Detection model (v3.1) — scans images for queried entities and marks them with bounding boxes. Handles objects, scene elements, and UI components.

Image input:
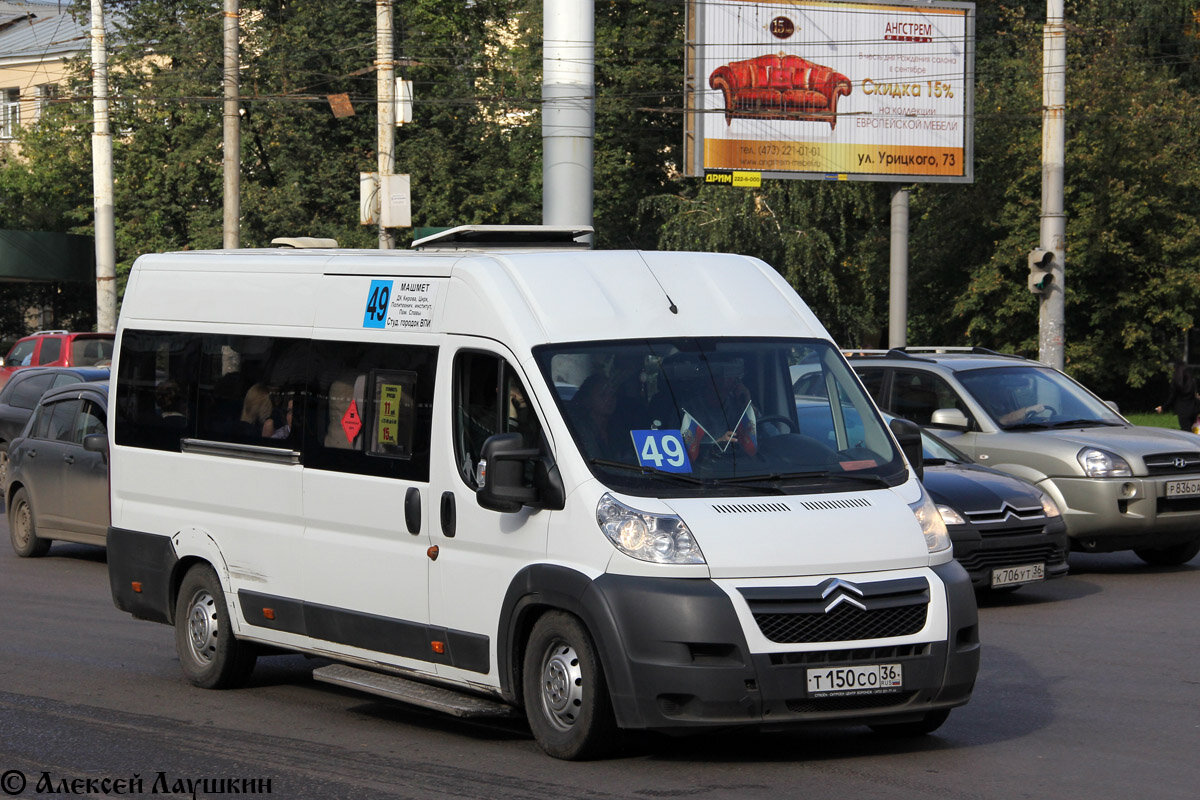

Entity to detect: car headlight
[596,493,705,565]
[935,503,967,526]
[1039,491,1061,517]
[1077,447,1132,478]
[910,490,952,553]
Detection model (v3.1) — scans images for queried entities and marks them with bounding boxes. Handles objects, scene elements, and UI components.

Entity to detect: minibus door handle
[440,491,456,538]
[404,487,421,535]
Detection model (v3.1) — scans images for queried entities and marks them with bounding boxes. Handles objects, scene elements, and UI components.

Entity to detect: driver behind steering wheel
[992,373,1048,426]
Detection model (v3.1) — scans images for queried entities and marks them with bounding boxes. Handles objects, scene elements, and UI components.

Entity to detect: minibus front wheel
[522,611,618,760]
[174,564,257,690]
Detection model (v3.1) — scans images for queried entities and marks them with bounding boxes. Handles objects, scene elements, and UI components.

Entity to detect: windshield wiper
[1050,419,1125,428]
[1002,422,1052,431]
[720,470,894,489]
[587,458,706,485]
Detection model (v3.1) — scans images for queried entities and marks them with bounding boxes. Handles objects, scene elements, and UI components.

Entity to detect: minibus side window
[114,330,200,451]
[452,351,542,488]
[304,340,436,482]
[193,335,309,446]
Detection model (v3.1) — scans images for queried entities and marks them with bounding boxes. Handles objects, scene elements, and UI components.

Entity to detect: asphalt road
[1,525,1197,800]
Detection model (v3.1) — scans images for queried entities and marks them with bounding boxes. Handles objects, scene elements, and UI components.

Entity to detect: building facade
[0,1,88,147]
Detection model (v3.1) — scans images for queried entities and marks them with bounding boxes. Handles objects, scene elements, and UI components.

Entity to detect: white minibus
[106,226,978,759]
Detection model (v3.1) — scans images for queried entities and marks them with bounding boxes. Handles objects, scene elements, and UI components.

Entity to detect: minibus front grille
[752,604,928,643]
[768,643,932,666]
[740,577,929,644]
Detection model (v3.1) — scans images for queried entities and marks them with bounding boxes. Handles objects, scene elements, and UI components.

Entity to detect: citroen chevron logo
[999,503,1038,521]
[820,578,867,613]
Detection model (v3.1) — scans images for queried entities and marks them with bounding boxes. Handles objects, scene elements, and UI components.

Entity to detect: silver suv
[849,348,1200,566]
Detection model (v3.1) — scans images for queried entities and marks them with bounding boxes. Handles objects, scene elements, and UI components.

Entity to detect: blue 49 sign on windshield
[630,430,693,473]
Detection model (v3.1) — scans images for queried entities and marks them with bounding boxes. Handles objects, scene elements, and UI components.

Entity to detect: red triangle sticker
[341,399,363,443]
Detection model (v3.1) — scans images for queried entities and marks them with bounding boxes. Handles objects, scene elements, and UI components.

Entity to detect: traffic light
[1027,248,1054,294]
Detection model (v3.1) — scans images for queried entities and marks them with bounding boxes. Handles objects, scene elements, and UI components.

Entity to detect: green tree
[4,0,1200,408]
[644,181,892,345]
[909,1,1200,403]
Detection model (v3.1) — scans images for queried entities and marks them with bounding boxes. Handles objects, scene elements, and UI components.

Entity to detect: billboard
[685,0,975,183]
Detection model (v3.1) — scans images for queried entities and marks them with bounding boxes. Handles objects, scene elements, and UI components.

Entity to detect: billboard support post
[889,187,909,349]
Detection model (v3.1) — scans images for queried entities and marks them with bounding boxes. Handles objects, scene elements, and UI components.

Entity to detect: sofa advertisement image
[686,0,975,183]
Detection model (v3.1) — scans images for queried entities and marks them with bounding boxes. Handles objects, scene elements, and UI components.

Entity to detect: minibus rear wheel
[174,564,257,690]
[522,611,617,760]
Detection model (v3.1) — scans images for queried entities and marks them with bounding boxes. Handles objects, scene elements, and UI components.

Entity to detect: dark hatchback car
[795,383,1069,591]
[0,366,110,487]
[5,381,109,557]
[918,424,1069,591]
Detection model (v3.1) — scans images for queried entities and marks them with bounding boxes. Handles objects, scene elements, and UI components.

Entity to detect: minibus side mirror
[889,417,924,481]
[476,433,565,513]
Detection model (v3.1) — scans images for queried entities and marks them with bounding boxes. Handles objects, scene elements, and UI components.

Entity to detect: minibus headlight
[596,493,705,565]
[910,490,952,554]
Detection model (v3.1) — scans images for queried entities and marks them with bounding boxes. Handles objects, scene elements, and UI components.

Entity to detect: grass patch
[1126,412,1181,429]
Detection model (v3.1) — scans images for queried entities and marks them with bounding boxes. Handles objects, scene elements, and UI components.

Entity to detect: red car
[0,330,115,389]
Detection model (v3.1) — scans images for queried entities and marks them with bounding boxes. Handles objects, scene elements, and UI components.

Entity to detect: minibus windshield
[534,338,906,497]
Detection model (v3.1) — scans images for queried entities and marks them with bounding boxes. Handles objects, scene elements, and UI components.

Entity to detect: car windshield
[533,338,905,497]
[956,365,1126,430]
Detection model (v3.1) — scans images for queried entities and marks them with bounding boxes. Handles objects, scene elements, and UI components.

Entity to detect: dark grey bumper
[586,561,979,732]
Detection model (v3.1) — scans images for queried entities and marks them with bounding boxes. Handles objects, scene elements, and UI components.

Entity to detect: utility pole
[542,0,594,242]
[376,0,395,250]
[223,0,240,249]
[1039,0,1066,369]
[89,0,116,332]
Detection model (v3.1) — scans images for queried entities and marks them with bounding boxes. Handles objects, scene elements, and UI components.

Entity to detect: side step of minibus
[312,664,518,719]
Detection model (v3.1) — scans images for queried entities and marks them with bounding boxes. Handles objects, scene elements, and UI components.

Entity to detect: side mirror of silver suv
[930,408,970,430]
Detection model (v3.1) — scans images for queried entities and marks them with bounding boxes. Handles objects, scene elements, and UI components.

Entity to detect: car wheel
[869,708,951,737]
[174,564,257,689]
[522,611,618,760]
[8,487,50,558]
[1133,539,1200,567]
